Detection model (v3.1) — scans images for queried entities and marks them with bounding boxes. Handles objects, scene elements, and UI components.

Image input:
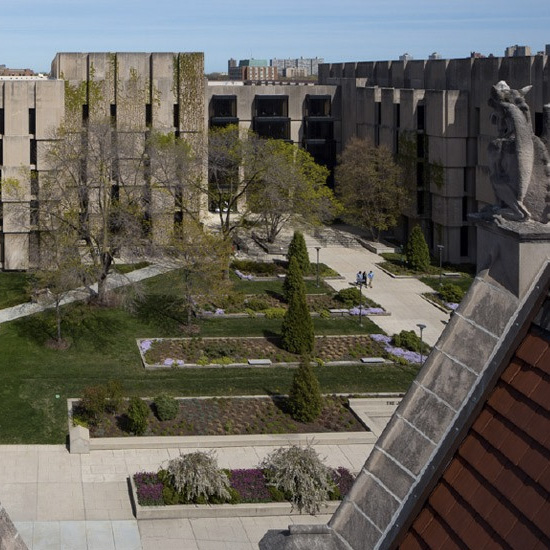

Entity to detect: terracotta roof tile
[505,518,544,549]
[399,326,550,550]
[459,516,495,550]
[516,333,548,365]
[534,346,550,374]
[399,532,426,550]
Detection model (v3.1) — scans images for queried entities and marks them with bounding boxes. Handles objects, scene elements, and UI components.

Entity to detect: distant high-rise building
[428,52,442,60]
[270,57,324,76]
[504,44,532,57]
[228,59,277,81]
[399,53,413,61]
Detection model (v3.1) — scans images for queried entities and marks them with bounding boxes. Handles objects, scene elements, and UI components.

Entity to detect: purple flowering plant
[370,333,424,364]
[134,472,164,506]
[229,469,272,502]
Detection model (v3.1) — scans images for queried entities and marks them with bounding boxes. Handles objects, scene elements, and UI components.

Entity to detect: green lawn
[0,301,417,444]
[0,272,33,308]
[420,275,473,294]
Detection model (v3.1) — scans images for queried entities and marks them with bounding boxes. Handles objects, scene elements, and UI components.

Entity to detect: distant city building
[283,67,308,78]
[546,44,550,55]
[228,59,277,81]
[270,57,324,76]
[0,64,35,77]
[470,52,485,59]
[505,44,532,57]
[399,53,414,61]
[428,52,442,60]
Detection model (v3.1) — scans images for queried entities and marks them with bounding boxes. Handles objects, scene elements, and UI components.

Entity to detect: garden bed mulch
[139,335,387,366]
[85,395,368,438]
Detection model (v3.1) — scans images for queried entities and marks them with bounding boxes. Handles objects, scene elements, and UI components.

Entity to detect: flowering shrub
[349,306,385,315]
[261,444,333,515]
[214,308,225,316]
[332,467,355,497]
[139,339,152,352]
[370,333,425,364]
[234,269,254,280]
[167,451,231,504]
[446,302,459,310]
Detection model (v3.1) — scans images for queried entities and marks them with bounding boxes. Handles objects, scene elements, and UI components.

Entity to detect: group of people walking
[356,270,374,288]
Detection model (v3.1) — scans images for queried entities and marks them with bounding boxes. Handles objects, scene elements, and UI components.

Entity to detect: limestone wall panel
[425,59,448,90]
[35,80,64,139]
[151,53,177,132]
[3,202,30,233]
[4,233,29,270]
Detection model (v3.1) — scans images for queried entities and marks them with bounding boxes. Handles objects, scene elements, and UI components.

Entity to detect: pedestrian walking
[362,271,367,285]
[367,270,374,288]
[356,271,363,285]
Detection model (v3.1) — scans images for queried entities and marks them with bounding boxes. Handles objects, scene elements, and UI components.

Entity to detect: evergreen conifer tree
[283,256,303,302]
[281,261,314,354]
[406,225,431,272]
[287,231,310,275]
[288,356,322,422]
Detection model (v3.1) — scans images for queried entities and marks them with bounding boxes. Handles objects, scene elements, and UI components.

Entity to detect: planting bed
[79,395,367,438]
[138,335,387,368]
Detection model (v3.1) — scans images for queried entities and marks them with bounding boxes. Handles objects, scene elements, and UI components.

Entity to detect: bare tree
[335,138,409,241]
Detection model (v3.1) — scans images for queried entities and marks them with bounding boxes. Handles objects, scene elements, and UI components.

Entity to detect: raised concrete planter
[66,397,380,454]
[129,476,341,519]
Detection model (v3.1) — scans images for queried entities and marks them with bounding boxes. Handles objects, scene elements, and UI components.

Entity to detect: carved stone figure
[487,81,550,223]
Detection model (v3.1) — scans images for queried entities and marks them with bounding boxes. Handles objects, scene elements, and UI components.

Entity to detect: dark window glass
[460,226,469,256]
[29,108,36,135]
[417,104,425,130]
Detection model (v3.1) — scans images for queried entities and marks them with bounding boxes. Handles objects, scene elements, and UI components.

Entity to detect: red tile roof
[398,326,550,549]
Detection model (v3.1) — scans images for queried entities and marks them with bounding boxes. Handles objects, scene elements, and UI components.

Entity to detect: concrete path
[303,231,450,346]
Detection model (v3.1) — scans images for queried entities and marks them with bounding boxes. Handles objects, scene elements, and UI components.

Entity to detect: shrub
[261,444,333,514]
[231,259,278,276]
[391,330,430,354]
[244,297,270,311]
[264,307,286,319]
[281,258,314,355]
[287,231,310,275]
[439,283,465,304]
[104,379,123,414]
[288,357,323,422]
[79,384,108,424]
[334,287,365,307]
[166,451,230,504]
[405,225,430,272]
[154,394,179,421]
[127,397,150,435]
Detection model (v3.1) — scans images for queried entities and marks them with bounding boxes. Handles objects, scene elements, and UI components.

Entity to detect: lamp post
[437,244,444,287]
[315,246,321,288]
[417,323,426,364]
[349,281,363,327]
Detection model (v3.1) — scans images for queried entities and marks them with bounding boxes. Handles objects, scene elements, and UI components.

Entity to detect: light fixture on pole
[417,323,426,364]
[349,280,363,327]
[315,246,321,288]
[437,244,444,287]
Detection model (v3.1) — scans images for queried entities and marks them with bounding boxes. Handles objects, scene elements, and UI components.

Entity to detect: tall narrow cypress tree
[288,355,322,422]
[281,258,314,354]
[287,231,310,275]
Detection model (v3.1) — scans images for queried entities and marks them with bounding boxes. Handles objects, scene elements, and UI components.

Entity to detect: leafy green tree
[288,356,323,422]
[406,225,430,272]
[281,262,314,354]
[335,138,408,240]
[286,231,310,275]
[247,141,339,243]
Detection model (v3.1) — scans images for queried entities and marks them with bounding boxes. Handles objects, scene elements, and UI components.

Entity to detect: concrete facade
[319,54,550,264]
[2,51,550,269]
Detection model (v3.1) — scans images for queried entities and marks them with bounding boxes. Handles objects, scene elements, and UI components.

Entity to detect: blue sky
[2,0,549,73]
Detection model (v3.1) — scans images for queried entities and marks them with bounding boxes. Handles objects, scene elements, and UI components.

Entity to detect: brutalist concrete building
[1,51,549,270]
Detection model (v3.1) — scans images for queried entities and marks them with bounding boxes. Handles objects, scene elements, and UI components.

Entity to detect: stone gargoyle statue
[487,81,550,223]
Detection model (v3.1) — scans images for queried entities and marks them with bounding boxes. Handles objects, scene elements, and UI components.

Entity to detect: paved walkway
[303,231,450,346]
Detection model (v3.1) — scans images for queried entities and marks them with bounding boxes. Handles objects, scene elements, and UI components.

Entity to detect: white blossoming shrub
[261,444,333,514]
[167,451,230,503]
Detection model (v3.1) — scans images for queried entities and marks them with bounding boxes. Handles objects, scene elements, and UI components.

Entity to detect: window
[394,104,401,128]
[535,112,543,137]
[376,102,382,125]
[417,104,425,131]
[417,133,425,158]
[110,104,117,124]
[417,191,425,215]
[460,226,469,256]
[416,162,425,187]
[30,140,37,165]
[28,108,36,135]
[210,96,238,128]
[31,170,39,196]
[145,104,152,127]
[306,95,331,117]
[82,104,89,122]
[462,196,468,221]
[0,109,4,134]
[304,119,333,140]
[255,96,288,117]
[30,200,39,227]
[173,104,180,128]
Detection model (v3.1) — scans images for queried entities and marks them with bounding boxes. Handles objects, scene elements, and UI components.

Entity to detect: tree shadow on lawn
[265,289,285,303]
[14,305,121,351]
[134,293,187,332]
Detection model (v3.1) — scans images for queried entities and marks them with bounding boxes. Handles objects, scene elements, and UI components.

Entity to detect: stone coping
[67,395,395,453]
[129,474,341,519]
